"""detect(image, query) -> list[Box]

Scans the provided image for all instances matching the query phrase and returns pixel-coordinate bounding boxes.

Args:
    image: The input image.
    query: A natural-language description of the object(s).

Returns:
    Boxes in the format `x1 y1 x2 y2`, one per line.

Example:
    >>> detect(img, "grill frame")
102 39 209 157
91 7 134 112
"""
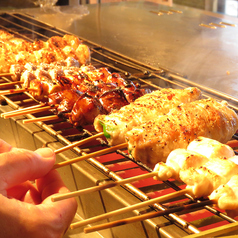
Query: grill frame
1 11 238 238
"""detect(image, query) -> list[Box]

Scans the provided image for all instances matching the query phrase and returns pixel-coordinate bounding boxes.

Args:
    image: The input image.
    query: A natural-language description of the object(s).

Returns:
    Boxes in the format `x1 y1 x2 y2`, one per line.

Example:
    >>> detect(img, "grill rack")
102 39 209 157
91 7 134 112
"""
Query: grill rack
0 11 238 237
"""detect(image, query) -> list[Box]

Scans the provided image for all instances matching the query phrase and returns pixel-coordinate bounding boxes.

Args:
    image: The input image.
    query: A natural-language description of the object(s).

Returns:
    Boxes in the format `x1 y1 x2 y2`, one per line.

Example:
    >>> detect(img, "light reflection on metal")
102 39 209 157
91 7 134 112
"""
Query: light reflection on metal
199 23 217 29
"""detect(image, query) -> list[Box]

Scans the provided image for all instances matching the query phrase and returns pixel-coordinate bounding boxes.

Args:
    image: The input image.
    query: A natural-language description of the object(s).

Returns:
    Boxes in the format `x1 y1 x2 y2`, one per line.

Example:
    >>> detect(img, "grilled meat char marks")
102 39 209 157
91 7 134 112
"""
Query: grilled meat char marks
98 89 129 113
37 64 147 126
70 94 106 127
49 89 82 114
48 80 140 127
126 98 238 169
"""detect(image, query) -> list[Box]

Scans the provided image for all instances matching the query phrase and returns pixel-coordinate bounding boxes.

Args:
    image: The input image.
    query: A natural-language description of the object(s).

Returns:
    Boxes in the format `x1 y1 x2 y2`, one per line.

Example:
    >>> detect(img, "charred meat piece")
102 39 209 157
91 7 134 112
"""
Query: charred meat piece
70 94 106 127
99 88 129 113
48 89 82 114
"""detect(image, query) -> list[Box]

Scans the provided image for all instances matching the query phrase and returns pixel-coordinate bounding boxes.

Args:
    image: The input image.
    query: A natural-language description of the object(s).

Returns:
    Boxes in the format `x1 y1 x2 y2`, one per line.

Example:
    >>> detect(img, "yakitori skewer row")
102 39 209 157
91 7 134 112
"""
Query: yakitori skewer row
48 92 238 222
0 29 91 73
45 89 238 233
0 61 148 127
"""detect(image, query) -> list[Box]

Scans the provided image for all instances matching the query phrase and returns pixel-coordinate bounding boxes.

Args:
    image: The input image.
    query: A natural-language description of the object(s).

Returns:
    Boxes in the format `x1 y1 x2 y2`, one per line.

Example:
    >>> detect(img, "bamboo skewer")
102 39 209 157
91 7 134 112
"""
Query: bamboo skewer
2 105 52 119
54 132 105 154
52 171 158 202
0 72 14 78
0 88 37 96
70 188 190 229
22 115 59 124
1 103 46 116
53 142 128 170
0 81 23 88
84 199 215 233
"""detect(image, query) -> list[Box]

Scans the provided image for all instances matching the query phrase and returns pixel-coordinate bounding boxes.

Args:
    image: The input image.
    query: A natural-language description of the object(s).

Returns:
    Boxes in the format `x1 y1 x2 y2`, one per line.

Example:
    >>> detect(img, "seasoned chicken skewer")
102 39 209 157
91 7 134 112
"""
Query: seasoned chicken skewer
153 136 238 199
62 137 238 230
9 57 86 81
179 155 238 198
94 87 202 145
13 62 96 100
10 59 95 80
154 136 235 181
0 30 91 73
7 61 146 102
126 98 238 168
209 174 238 218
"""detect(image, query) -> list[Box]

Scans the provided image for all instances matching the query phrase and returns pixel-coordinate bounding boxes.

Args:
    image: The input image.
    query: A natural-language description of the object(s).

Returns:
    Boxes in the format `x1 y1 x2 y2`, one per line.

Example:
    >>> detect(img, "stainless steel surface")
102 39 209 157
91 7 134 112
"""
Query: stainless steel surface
7 1 238 100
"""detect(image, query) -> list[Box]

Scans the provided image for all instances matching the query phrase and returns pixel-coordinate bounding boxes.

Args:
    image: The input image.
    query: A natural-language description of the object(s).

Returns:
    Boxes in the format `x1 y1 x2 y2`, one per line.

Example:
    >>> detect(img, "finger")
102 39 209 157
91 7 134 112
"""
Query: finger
21 187 42 205
0 139 12 153
0 147 55 192
7 181 34 199
7 181 42 204
0 170 77 237
36 169 73 201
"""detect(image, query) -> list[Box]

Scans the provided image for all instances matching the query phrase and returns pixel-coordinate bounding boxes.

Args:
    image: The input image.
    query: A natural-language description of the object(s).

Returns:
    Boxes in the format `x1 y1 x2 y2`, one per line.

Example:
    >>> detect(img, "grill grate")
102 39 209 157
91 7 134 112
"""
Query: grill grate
1 11 238 238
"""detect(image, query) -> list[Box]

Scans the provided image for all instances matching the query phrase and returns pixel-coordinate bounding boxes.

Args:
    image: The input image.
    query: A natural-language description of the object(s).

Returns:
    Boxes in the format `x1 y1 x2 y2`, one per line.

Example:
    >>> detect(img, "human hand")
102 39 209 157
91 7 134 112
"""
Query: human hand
0 139 77 238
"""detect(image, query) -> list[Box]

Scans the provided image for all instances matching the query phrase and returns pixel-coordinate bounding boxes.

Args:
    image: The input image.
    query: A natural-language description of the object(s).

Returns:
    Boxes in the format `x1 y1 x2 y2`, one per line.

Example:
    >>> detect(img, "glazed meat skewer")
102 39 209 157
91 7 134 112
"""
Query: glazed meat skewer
1 63 148 126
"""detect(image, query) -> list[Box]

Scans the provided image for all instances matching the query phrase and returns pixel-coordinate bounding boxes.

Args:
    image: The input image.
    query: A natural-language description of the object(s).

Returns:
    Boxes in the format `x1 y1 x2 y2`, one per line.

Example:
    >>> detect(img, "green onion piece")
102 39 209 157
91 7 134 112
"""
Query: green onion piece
99 121 111 139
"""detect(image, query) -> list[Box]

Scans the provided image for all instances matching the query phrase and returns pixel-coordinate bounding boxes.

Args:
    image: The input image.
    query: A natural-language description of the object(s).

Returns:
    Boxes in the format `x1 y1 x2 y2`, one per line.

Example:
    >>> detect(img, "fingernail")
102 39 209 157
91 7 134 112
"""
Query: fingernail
35 147 55 159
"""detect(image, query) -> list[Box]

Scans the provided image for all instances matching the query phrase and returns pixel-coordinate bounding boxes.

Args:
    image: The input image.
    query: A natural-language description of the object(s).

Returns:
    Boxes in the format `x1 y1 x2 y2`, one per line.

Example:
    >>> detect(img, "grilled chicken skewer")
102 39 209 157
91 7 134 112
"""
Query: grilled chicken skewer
9 61 146 102
7 60 95 100
153 136 238 200
1 62 147 126
70 137 238 230
94 87 202 145
0 30 91 73
154 137 238 219
50 97 238 169
126 98 238 168
210 174 238 218
9 59 93 82
154 136 235 181
51 137 237 201
27 87 201 152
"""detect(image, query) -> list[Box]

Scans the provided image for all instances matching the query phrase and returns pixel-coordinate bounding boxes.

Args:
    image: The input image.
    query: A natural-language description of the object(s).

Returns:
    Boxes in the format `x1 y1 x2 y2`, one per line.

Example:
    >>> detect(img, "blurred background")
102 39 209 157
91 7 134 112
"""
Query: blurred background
0 0 237 18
